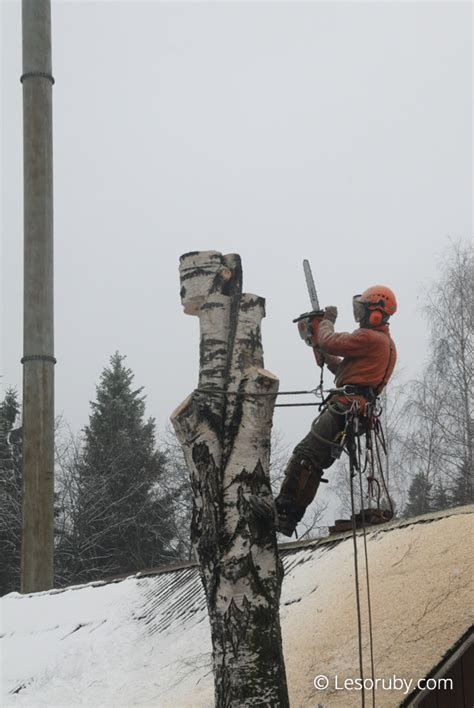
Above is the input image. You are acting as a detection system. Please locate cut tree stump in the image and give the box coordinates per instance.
[171,251,289,707]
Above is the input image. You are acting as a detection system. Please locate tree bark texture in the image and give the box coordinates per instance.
[171,251,289,707]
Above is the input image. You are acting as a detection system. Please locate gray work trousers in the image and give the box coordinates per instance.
[275,401,350,518]
[292,401,349,472]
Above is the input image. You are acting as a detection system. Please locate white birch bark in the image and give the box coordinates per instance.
[171,251,289,707]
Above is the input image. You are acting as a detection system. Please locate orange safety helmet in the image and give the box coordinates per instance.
[353,286,397,326]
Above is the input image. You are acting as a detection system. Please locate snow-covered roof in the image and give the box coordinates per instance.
[2,505,473,707]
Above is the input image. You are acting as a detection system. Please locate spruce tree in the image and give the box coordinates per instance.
[65,353,175,583]
[431,480,450,513]
[450,460,473,508]
[0,389,22,595]
[404,472,432,518]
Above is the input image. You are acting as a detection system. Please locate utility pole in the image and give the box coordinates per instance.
[20,0,55,593]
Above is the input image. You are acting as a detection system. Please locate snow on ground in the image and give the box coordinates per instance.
[1,506,472,707]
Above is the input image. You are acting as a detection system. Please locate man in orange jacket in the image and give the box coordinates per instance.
[273,285,397,536]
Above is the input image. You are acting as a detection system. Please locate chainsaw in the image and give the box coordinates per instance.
[293,260,325,347]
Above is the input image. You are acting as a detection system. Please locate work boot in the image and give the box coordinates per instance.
[274,497,304,537]
[273,456,325,537]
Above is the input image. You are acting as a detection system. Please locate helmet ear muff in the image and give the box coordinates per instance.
[368,309,384,327]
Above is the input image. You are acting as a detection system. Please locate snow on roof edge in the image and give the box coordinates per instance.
[283,503,474,552]
[5,503,473,601]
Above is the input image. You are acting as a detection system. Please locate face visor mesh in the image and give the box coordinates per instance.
[353,295,366,323]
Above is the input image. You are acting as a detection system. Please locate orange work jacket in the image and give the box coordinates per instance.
[317,320,397,395]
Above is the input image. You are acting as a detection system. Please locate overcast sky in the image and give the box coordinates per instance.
[1,1,472,457]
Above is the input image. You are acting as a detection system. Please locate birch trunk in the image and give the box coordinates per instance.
[171,251,289,707]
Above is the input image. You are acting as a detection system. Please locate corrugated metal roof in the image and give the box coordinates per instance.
[1,505,473,707]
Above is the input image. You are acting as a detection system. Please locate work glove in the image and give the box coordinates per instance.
[323,306,338,323]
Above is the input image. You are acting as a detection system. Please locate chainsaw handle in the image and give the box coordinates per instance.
[292,309,325,323]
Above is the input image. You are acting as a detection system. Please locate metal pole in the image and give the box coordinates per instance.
[21,0,55,593]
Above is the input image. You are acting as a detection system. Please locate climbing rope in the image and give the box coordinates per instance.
[194,370,366,410]
[194,384,326,408]
[349,462,366,707]
[357,430,376,708]
[194,386,322,397]
[344,399,394,708]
